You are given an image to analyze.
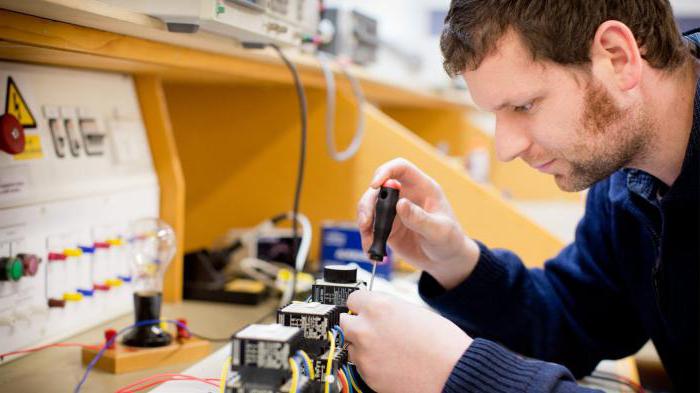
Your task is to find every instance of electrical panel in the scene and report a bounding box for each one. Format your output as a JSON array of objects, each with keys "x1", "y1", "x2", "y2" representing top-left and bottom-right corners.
[
  {"x1": 103, "y1": 0, "x2": 320, "y2": 47},
  {"x1": 0, "y1": 61, "x2": 158, "y2": 357}
]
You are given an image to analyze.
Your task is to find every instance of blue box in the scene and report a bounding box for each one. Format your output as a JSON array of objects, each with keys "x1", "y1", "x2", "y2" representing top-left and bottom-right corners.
[{"x1": 320, "y1": 222, "x2": 392, "y2": 280}]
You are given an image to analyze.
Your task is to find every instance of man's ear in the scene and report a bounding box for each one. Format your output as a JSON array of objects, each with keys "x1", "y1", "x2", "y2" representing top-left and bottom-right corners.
[{"x1": 589, "y1": 20, "x2": 643, "y2": 91}]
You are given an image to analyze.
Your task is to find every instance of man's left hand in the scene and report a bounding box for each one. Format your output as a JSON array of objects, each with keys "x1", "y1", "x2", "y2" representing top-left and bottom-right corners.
[{"x1": 339, "y1": 290, "x2": 472, "y2": 393}]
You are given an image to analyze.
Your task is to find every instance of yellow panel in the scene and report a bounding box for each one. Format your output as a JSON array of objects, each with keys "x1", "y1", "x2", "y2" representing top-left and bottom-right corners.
[{"x1": 165, "y1": 83, "x2": 562, "y2": 267}]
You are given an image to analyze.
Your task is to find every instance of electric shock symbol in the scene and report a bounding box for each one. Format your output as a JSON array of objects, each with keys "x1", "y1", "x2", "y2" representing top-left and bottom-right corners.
[{"x1": 4, "y1": 77, "x2": 36, "y2": 129}]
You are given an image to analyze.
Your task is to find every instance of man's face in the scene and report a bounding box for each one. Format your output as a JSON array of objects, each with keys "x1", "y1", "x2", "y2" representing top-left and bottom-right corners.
[{"x1": 463, "y1": 31, "x2": 650, "y2": 192}]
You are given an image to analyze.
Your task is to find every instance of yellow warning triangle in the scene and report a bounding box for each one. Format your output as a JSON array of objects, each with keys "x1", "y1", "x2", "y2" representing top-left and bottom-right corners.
[{"x1": 5, "y1": 77, "x2": 36, "y2": 128}]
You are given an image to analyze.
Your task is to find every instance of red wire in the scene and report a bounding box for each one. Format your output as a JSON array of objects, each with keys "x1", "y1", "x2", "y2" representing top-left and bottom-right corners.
[
  {"x1": 115, "y1": 373, "x2": 219, "y2": 393},
  {"x1": 337, "y1": 369, "x2": 349, "y2": 393},
  {"x1": 0, "y1": 342, "x2": 96, "y2": 360},
  {"x1": 119, "y1": 377, "x2": 218, "y2": 393}
]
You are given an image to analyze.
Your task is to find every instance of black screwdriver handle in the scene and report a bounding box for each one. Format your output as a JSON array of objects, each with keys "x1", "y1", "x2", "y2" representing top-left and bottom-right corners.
[{"x1": 368, "y1": 184, "x2": 400, "y2": 261}]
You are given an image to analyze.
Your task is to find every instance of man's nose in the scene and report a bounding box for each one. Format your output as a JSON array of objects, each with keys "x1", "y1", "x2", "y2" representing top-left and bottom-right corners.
[{"x1": 494, "y1": 117, "x2": 531, "y2": 162}]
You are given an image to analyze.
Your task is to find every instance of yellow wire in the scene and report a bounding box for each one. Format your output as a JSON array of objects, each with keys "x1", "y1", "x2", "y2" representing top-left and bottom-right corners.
[
  {"x1": 346, "y1": 365, "x2": 364, "y2": 393},
  {"x1": 324, "y1": 331, "x2": 335, "y2": 393},
  {"x1": 298, "y1": 350, "x2": 315, "y2": 380},
  {"x1": 219, "y1": 356, "x2": 232, "y2": 393},
  {"x1": 289, "y1": 357, "x2": 300, "y2": 393}
]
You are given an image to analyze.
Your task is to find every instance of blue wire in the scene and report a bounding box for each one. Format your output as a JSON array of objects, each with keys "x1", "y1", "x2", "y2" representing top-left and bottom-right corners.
[
  {"x1": 74, "y1": 319, "x2": 190, "y2": 393},
  {"x1": 333, "y1": 325, "x2": 344, "y2": 346},
  {"x1": 293, "y1": 352, "x2": 308, "y2": 377},
  {"x1": 343, "y1": 365, "x2": 354, "y2": 393}
]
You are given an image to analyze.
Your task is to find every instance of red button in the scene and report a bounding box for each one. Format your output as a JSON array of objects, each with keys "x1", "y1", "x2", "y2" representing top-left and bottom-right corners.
[
  {"x1": 93, "y1": 283, "x2": 110, "y2": 291},
  {"x1": 93, "y1": 242, "x2": 110, "y2": 249},
  {"x1": 0, "y1": 113, "x2": 25, "y2": 155},
  {"x1": 17, "y1": 254, "x2": 40, "y2": 276}
]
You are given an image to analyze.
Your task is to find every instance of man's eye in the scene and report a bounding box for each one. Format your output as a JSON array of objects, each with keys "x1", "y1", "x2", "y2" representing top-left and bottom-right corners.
[{"x1": 513, "y1": 102, "x2": 534, "y2": 113}]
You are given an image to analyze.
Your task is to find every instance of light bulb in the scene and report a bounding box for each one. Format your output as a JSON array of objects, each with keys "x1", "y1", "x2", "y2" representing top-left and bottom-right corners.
[
  {"x1": 122, "y1": 218, "x2": 176, "y2": 348},
  {"x1": 129, "y1": 218, "x2": 176, "y2": 294}
]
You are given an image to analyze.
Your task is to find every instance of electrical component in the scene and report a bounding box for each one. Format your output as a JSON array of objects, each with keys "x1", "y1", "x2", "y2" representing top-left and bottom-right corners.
[
  {"x1": 229, "y1": 324, "x2": 310, "y2": 392},
  {"x1": 104, "y1": 0, "x2": 320, "y2": 48},
  {"x1": 277, "y1": 303, "x2": 341, "y2": 356},
  {"x1": 312, "y1": 265, "x2": 365, "y2": 311},
  {"x1": 320, "y1": 8, "x2": 378, "y2": 65}
]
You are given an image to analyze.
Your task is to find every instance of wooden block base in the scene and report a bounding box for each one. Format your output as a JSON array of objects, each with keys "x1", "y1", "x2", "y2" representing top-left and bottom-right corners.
[{"x1": 81, "y1": 337, "x2": 211, "y2": 374}]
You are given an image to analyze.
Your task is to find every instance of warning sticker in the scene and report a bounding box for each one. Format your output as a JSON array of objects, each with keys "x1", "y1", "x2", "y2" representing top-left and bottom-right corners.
[
  {"x1": 5, "y1": 77, "x2": 36, "y2": 129},
  {"x1": 13, "y1": 134, "x2": 43, "y2": 160}
]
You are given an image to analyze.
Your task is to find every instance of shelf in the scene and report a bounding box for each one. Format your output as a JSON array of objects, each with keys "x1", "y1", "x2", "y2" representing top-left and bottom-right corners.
[{"x1": 0, "y1": 5, "x2": 471, "y2": 110}]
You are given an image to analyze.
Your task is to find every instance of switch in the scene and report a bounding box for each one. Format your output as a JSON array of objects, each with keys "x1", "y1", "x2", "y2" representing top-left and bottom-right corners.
[
  {"x1": 93, "y1": 242, "x2": 110, "y2": 249},
  {"x1": 106, "y1": 238, "x2": 124, "y2": 247},
  {"x1": 0, "y1": 257, "x2": 23, "y2": 281},
  {"x1": 61, "y1": 106, "x2": 80, "y2": 157},
  {"x1": 47, "y1": 252, "x2": 67, "y2": 262},
  {"x1": 62, "y1": 292, "x2": 83, "y2": 302},
  {"x1": 63, "y1": 248, "x2": 83, "y2": 257},
  {"x1": 78, "y1": 246, "x2": 95, "y2": 254},
  {"x1": 16, "y1": 253, "x2": 41, "y2": 277},
  {"x1": 0, "y1": 113, "x2": 25, "y2": 155},
  {"x1": 48, "y1": 118, "x2": 67, "y2": 158},
  {"x1": 48, "y1": 298, "x2": 66, "y2": 308},
  {"x1": 105, "y1": 278, "x2": 123, "y2": 287},
  {"x1": 77, "y1": 289, "x2": 94, "y2": 297}
]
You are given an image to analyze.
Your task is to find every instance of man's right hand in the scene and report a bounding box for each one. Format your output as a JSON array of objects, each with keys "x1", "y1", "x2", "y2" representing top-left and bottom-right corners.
[{"x1": 358, "y1": 158, "x2": 481, "y2": 290}]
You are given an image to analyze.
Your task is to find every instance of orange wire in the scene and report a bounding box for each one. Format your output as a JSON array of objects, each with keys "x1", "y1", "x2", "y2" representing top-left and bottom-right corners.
[{"x1": 337, "y1": 369, "x2": 349, "y2": 393}]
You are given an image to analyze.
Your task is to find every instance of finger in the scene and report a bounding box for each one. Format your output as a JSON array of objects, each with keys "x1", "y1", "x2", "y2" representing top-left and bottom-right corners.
[
  {"x1": 370, "y1": 158, "x2": 416, "y2": 188},
  {"x1": 339, "y1": 313, "x2": 359, "y2": 343},
  {"x1": 357, "y1": 187, "x2": 378, "y2": 234},
  {"x1": 346, "y1": 289, "x2": 372, "y2": 315},
  {"x1": 396, "y1": 198, "x2": 444, "y2": 239}
]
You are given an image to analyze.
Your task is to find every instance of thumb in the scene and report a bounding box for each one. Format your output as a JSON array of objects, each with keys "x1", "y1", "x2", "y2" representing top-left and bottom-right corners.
[{"x1": 396, "y1": 198, "x2": 443, "y2": 239}]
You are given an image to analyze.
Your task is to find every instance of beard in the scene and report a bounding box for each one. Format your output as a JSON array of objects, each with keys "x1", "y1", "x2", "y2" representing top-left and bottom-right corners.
[{"x1": 554, "y1": 81, "x2": 652, "y2": 192}]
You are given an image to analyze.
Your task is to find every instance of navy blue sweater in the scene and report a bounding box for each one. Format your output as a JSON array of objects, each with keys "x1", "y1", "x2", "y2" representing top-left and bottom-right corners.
[{"x1": 420, "y1": 35, "x2": 700, "y2": 392}]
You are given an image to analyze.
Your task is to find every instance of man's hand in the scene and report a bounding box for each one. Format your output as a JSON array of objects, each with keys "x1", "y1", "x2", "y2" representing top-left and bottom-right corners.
[
  {"x1": 358, "y1": 158, "x2": 480, "y2": 289},
  {"x1": 340, "y1": 290, "x2": 472, "y2": 393}
]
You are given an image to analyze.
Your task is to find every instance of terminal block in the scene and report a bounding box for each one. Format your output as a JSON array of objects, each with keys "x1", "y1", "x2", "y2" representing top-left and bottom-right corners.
[{"x1": 313, "y1": 344, "x2": 348, "y2": 385}]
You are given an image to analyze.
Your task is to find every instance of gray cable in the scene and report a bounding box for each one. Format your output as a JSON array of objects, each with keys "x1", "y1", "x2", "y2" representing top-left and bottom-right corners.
[{"x1": 318, "y1": 53, "x2": 366, "y2": 162}]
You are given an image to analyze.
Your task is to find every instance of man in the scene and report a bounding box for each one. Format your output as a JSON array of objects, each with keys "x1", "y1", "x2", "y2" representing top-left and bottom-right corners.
[{"x1": 339, "y1": 1, "x2": 699, "y2": 392}]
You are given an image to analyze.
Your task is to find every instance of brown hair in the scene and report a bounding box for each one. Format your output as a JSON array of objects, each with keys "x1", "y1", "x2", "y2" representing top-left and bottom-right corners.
[{"x1": 441, "y1": 0, "x2": 689, "y2": 77}]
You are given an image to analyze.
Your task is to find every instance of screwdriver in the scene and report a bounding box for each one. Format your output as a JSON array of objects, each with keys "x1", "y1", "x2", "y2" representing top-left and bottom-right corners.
[{"x1": 367, "y1": 179, "x2": 401, "y2": 290}]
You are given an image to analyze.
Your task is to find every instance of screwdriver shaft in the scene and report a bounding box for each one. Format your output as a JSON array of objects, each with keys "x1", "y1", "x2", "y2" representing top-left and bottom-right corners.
[{"x1": 369, "y1": 261, "x2": 377, "y2": 291}]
